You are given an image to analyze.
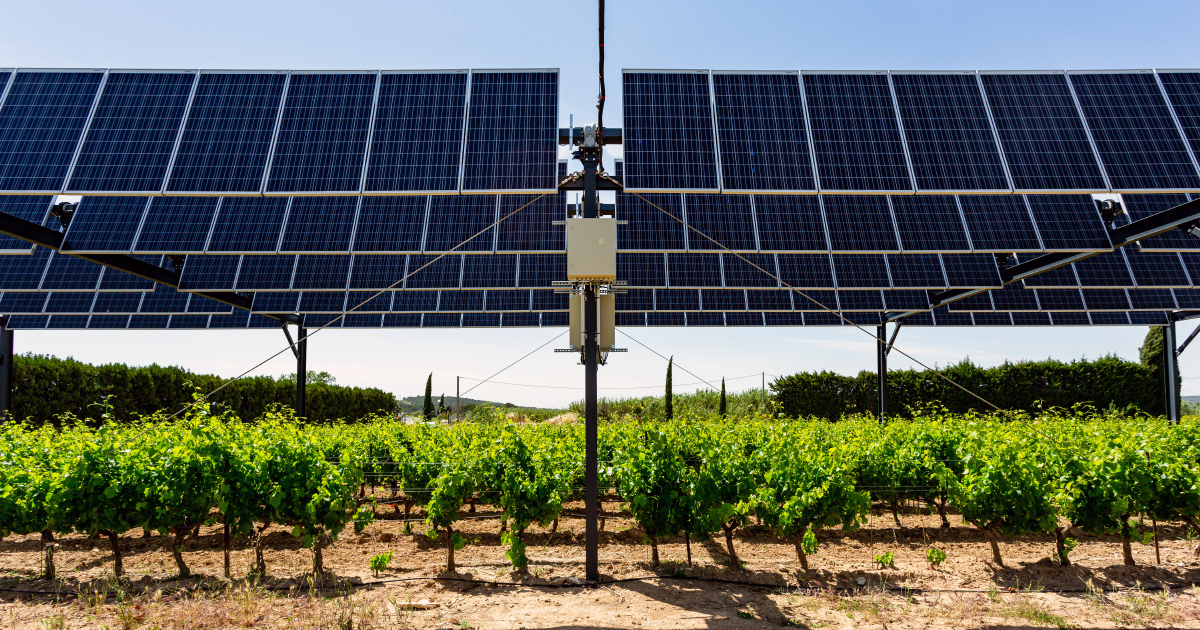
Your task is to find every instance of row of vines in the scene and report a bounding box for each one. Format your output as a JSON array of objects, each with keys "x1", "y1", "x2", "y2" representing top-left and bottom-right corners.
[{"x1": 2, "y1": 401, "x2": 1200, "y2": 581}]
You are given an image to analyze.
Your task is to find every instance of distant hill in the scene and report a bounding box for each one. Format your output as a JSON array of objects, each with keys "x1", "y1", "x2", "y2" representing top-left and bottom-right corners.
[
  {"x1": 1184, "y1": 395, "x2": 1200, "y2": 403},
  {"x1": 396, "y1": 394, "x2": 523, "y2": 413}
]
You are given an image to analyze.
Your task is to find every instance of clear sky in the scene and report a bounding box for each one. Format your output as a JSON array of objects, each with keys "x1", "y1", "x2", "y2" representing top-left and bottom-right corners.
[{"x1": 4, "y1": 1, "x2": 1200, "y2": 407}]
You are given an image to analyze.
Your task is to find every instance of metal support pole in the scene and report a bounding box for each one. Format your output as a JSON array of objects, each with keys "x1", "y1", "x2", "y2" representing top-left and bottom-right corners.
[
  {"x1": 877, "y1": 324, "x2": 887, "y2": 419},
  {"x1": 584, "y1": 285, "x2": 599, "y2": 581},
  {"x1": 1164, "y1": 322, "x2": 1180, "y2": 424},
  {"x1": 456, "y1": 376, "x2": 460, "y2": 423},
  {"x1": 761, "y1": 372, "x2": 766, "y2": 410},
  {"x1": 296, "y1": 323, "x2": 307, "y2": 419},
  {"x1": 0, "y1": 317, "x2": 12, "y2": 420}
]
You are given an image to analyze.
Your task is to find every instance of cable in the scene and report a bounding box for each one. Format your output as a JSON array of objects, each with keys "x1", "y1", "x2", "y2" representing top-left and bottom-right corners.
[
  {"x1": 457, "y1": 373, "x2": 763, "y2": 391},
  {"x1": 596, "y1": 0, "x2": 606, "y2": 132},
  {"x1": 459, "y1": 331, "x2": 566, "y2": 397},
  {"x1": 618, "y1": 329, "x2": 716, "y2": 391}
]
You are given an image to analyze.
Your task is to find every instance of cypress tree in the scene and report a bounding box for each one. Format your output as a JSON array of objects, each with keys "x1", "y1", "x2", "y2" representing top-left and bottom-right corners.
[
  {"x1": 665, "y1": 356, "x2": 674, "y2": 420},
  {"x1": 1140, "y1": 326, "x2": 1180, "y2": 415},
  {"x1": 423, "y1": 374, "x2": 434, "y2": 420},
  {"x1": 438, "y1": 394, "x2": 446, "y2": 417},
  {"x1": 719, "y1": 377, "x2": 727, "y2": 418}
]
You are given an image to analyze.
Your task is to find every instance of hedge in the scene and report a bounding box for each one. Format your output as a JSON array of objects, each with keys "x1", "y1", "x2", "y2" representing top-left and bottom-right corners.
[
  {"x1": 771, "y1": 356, "x2": 1160, "y2": 419},
  {"x1": 9, "y1": 353, "x2": 398, "y2": 425}
]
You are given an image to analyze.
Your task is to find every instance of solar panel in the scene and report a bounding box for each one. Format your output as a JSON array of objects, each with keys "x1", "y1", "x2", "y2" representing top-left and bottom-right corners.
[
  {"x1": 297, "y1": 291, "x2": 346, "y2": 313},
  {"x1": 776, "y1": 254, "x2": 835, "y2": 288},
  {"x1": 956, "y1": 194, "x2": 1043, "y2": 252},
  {"x1": 0, "y1": 196, "x2": 50, "y2": 252},
  {"x1": 406, "y1": 254, "x2": 462, "y2": 289},
  {"x1": 1121, "y1": 193, "x2": 1195, "y2": 251},
  {"x1": 667, "y1": 253, "x2": 722, "y2": 287},
  {"x1": 97, "y1": 255, "x2": 158, "y2": 291},
  {"x1": 710, "y1": 72, "x2": 815, "y2": 192},
  {"x1": 621, "y1": 71, "x2": 719, "y2": 192},
  {"x1": 888, "y1": 195, "x2": 971, "y2": 252},
  {"x1": 140, "y1": 286, "x2": 191, "y2": 313},
  {"x1": 132, "y1": 196, "x2": 219, "y2": 253},
  {"x1": 746, "y1": 290, "x2": 792, "y2": 311},
  {"x1": 940, "y1": 253, "x2": 1003, "y2": 287},
  {"x1": 831, "y1": 253, "x2": 891, "y2": 289},
  {"x1": 235, "y1": 254, "x2": 296, "y2": 291},
  {"x1": 1174, "y1": 288, "x2": 1200, "y2": 309},
  {"x1": 886, "y1": 254, "x2": 947, "y2": 288},
  {"x1": 683, "y1": 194, "x2": 756, "y2": 250},
  {"x1": 347, "y1": 254, "x2": 407, "y2": 290},
  {"x1": 60, "y1": 197, "x2": 149, "y2": 253},
  {"x1": 39, "y1": 251, "x2": 100, "y2": 291},
  {"x1": 206, "y1": 196, "x2": 289, "y2": 253},
  {"x1": 518, "y1": 254, "x2": 564, "y2": 288},
  {"x1": 65, "y1": 71, "x2": 197, "y2": 193},
  {"x1": 721, "y1": 253, "x2": 778, "y2": 287},
  {"x1": 531, "y1": 290, "x2": 567, "y2": 311},
  {"x1": 485, "y1": 289, "x2": 532, "y2": 312},
  {"x1": 890, "y1": 73, "x2": 1009, "y2": 192},
  {"x1": 1090, "y1": 312, "x2": 1131, "y2": 325},
  {"x1": 364, "y1": 71, "x2": 467, "y2": 194},
  {"x1": 1158, "y1": 72, "x2": 1200, "y2": 169},
  {"x1": 788, "y1": 289, "x2": 838, "y2": 311},
  {"x1": 1129, "y1": 311, "x2": 1171, "y2": 325},
  {"x1": 92, "y1": 292, "x2": 144, "y2": 314},
  {"x1": 463, "y1": 313, "x2": 501, "y2": 327},
  {"x1": 1019, "y1": 252, "x2": 1079, "y2": 287},
  {"x1": 0, "y1": 70, "x2": 104, "y2": 193},
  {"x1": 801, "y1": 72, "x2": 913, "y2": 192},
  {"x1": 947, "y1": 291, "x2": 995, "y2": 312},
  {"x1": 617, "y1": 252, "x2": 666, "y2": 287},
  {"x1": 496, "y1": 193, "x2": 566, "y2": 252},
  {"x1": 89, "y1": 314, "x2": 130, "y2": 328},
  {"x1": 343, "y1": 313, "x2": 382, "y2": 327},
  {"x1": 1068, "y1": 72, "x2": 1200, "y2": 191},
  {"x1": 250, "y1": 292, "x2": 299, "y2": 312},
  {"x1": 837, "y1": 290, "x2": 884, "y2": 311},
  {"x1": 1023, "y1": 195, "x2": 1111, "y2": 251},
  {"x1": 344, "y1": 291, "x2": 390, "y2": 313},
  {"x1": 350, "y1": 196, "x2": 426, "y2": 253},
  {"x1": 168, "y1": 314, "x2": 211, "y2": 329},
  {"x1": 1122, "y1": 247, "x2": 1191, "y2": 287},
  {"x1": 391, "y1": 291, "x2": 437, "y2": 312},
  {"x1": 188, "y1": 293, "x2": 232, "y2": 314},
  {"x1": 752, "y1": 195, "x2": 828, "y2": 252},
  {"x1": 701, "y1": 289, "x2": 746, "y2": 311},
  {"x1": 655, "y1": 289, "x2": 699, "y2": 311},
  {"x1": 614, "y1": 190, "x2": 686, "y2": 251},
  {"x1": 1035, "y1": 288, "x2": 1085, "y2": 311},
  {"x1": 881, "y1": 289, "x2": 930, "y2": 311},
  {"x1": 264, "y1": 71, "x2": 377, "y2": 194},
  {"x1": 764, "y1": 312, "x2": 805, "y2": 326},
  {"x1": 164, "y1": 71, "x2": 288, "y2": 194},
  {"x1": 292, "y1": 255, "x2": 351, "y2": 290},
  {"x1": 278, "y1": 196, "x2": 359, "y2": 253},
  {"x1": 178, "y1": 255, "x2": 240, "y2": 291},
  {"x1": 1072, "y1": 250, "x2": 1135, "y2": 287},
  {"x1": 688, "y1": 312, "x2": 726, "y2": 326},
  {"x1": 1127, "y1": 288, "x2": 1178, "y2": 310},
  {"x1": 440, "y1": 291, "x2": 483, "y2": 312},
  {"x1": 461, "y1": 70, "x2": 558, "y2": 193},
  {"x1": 0, "y1": 292, "x2": 47, "y2": 313},
  {"x1": 977, "y1": 72, "x2": 1108, "y2": 191},
  {"x1": 821, "y1": 196, "x2": 900, "y2": 252},
  {"x1": 208, "y1": 311, "x2": 250, "y2": 328},
  {"x1": 423, "y1": 195, "x2": 496, "y2": 252},
  {"x1": 1081, "y1": 289, "x2": 1132, "y2": 310},
  {"x1": 975, "y1": 312, "x2": 1014, "y2": 325},
  {"x1": 44, "y1": 292, "x2": 96, "y2": 314},
  {"x1": 462, "y1": 254, "x2": 517, "y2": 288}
]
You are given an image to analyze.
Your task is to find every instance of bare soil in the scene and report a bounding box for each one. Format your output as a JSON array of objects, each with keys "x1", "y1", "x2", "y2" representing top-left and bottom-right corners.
[{"x1": 3, "y1": 501, "x2": 1200, "y2": 629}]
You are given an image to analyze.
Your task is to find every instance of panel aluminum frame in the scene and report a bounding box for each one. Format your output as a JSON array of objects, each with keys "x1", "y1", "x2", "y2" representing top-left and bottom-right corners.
[{"x1": 459, "y1": 68, "x2": 559, "y2": 194}]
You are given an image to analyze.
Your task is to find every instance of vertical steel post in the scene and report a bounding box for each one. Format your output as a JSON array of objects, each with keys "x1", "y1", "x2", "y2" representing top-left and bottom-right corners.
[
  {"x1": 0, "y1": 317, "x2": 12, "y2": 419},
  {"x1": 1164, "y1": 321, "x2": 1180, "y2": 424},
  {"x1": 761, "y1": 372, "x2": 766, "y2": 411},
  {"x1": 584, "y1": 285, "x2": 599, "y2": 581},
  {"x1": 456, "y1": 376, "x2": 460, "y2": 423},
  {"x1": 877, "y1": 324, "x2": 887, "y2": 419},
  {"x1": 296, "y1": 323, "x2": 307, "y2": 419}
]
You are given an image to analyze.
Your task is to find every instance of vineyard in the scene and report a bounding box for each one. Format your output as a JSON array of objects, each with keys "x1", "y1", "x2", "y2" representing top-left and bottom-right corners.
[{"x1": 3, "y1": 399, "x2": 1199, "y2": 587}]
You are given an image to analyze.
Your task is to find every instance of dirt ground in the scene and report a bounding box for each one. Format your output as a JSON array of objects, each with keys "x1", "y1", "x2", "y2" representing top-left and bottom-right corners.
[{"x1": 3, "y1": 501, "x2": 1200, "y2": 629}]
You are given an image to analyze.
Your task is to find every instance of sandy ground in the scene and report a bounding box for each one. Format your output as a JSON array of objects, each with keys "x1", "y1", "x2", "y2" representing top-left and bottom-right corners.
[{"x1": 3, "y1": 501, "x2": 1200, "y2": 629}]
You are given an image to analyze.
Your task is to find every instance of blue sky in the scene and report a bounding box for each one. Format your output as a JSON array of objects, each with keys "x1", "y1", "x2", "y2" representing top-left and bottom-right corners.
[{"x1": 4, "y1": 1, "x2": 1200, "y2": 407}]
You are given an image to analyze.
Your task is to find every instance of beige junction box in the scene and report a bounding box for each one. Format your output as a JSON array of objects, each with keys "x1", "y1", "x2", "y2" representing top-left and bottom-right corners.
[
  {"x1": 566, "y1": 218, "x2": 616, "y2": 282},
  {"x1": 568, "y1": 293, "x2": 616, "y2": 351}
]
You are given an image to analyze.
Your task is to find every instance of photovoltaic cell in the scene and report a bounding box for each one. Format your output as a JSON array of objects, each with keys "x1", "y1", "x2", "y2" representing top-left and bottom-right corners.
[
  {"x1": 66, "y1": 71, "x2": 196, "y2": 193},
  {"x1": 208, "y1": 312, "x2": 249, "y2": 328},
  {"x1": 711, "y1": 72, "x2": 815, "y2": 191},
  {"x1": 746, "y1": 290, "x2": 792, "y2": 311},
  {"x1": 517, "y1": 254, "x2": 565, "y2": 288},
  {"x1": 792, "y1": 290, "x2": 838, "y2": 311},
  {"x1": 667, "y1": 253, "x2": 722, "y2": 287},
  {"x1": 348, "y1": 255, "x2": 407, "y2": 290},
  {"x1": 278, "y1": 196, "x2": 358, "y2": 253},
  {"x1": 1090, "y1": 312, "x2": 1130, "y2": 325},
  {"x1": 940, "y1": 253, "x2": 1003, "y2": 287},
  {"x1": 178, "y1": 255, "x2": 240, "y2": 291},
  {"x1": 1129, "y1": 311, "x2": 1170, "y2": 324},
  {"x1": 93, "y1": 292, "x2": 144, "y2": 314},
  {"x1": 683, "y1": 194, "x2": 756, "y2": 250},
  {"x1": 440, "y1": 291, "x2": 483, "y2": 312},
  {"x1": 1019, "y1": 252, "x2": 1079, "y2": 287},
  {"x1": 618, "y1": 252, "x2": 666, "y2": 287},
  {"x1": 132, "y1": 196, "x2": 219, "y2": 253},
  {"x1": 1068, "y1": 72, "x2": 1200, "y2": 190},
  {"x1": 43, "y1": 292, "x2": 95, "y2": 313},
  {"x1": 0, "y1": 247, "x2": 51, "y2": 290},
  {"x1": 889, "y1": 195, "x2": 971, "y2": 252},
  {"x1": 1072, "y1": 250, "x2": 1135, "y2": 287},
  {"x1": 881, "y1": 289, "x2": 930, "y2": 311},
  {"x1": 47, "y1": 314, "x2": 89, "y2": 329},
  {"x1": 886, "y1": 254, "x2": 947, "y2": 288},
  {"x1": 0, "y1": 70, "x2": 103, "y2": 192},
  {"x1": 838, "y1": 290, "x2": 884, "y2": 311},
  {"x1": 1035, "y1": 289, "x2": 1085, "y2": 310},
  {"x1": 351, "y1": 196, "x2": 426, "y2": 253},
  {"x1": 1024, "y1": 195, "x2": 1111, "y2": 251},
  {"x1": 1122, "y1": 193, "x2": 1195, "y2": 251},
  {"x1": 752, "y1": 195, "x2": 828, "y2": 251},
  {"x1": 765, "y1": 312, "x2": 805, "y2": 326},
  {"x1": 463, "y1": 313, "x2": 500, "y2": 327},
  {"x1": 235, "y1": 255, "x2": 296, "y2": 291},
  {"x1": 504, "y1": 312, "x2": 541, "y2": 326},
  {"x1": 776, "y1": 254, "x2": 835, "y2": 288},
  {"x1": 250, "y1": 292, "x2": 299, "y2": 312},
  {"x1": 0, "y1": 293, "x2": 47, "y2": 312},
  {"x1": 531, "y1": 290, "x2": 567, "y2": 311},
  {"x1": 1127, "y1": 288, "x2": 1177, "y2": 309},
  {"x1": 461, "y1": 70, "x2": 558, "y2": 192},
  {"x1": 139, "y1": 286, "x2": 191, "y2": 313},
  {"x1": 979, "y1": 73, "x2": 1107, "y2": 191},
  {"x1": 344, "y1": 291, "x2": 391, "y2": 313},
  {"x1": 689, "y1": 312, "x2": 726, "y2": 325},
  {"x1": 40, "y1": 252, "x2": 100, "y2": 291},
  {"x1": 822, "y1": 196, "x2": 900, "y2": 252},
  {"x1": 621, "y1": 71, "x2": 719, "y2": 191},
  {"x1": 727, "y1": 312, "x2": 764, "y2": 326},
  {"x1": 486, "y1": 289, "x2": 532, "y2": 311},
  {"x1": 206, "y1": 196, "x2": 289, "y2": 253},
  {"x1": 365, "y1": 72, "x2": 467, "y2": 193},
  {"x1": 60, "y1": 197, "x2": 148, "y2": 252},
  {"x1": 462, "y1": 254, "x2": 517, "y2": 288},
  {"x1": 96, "y1": 255, "x2": 158, "y2": 291},
  {"x1": 496, "y1": 192, "x2": 566, "y2": 252},
  {"x1": 392, "y1": 291, "x2": 438, "y2": 312},
  {"x1": 1159, "y1": 72, "x2": 1200, "y2": 166},
  {"x1": 1174, "y1": 288, "x2": 1200, "y2": 309},
  {"x1": 975, "y1": 312, "x2": 1014, "y2": 325},
  {"x1": 185, "y1": 294, "x2": 232, "y2": 314},
  {"x1": 90, "y1": 314, "x2": 130, "y2": 328},
  {"x1": 1123, "y1": 247, "x2": 1191, "y2": 287},
  {"x1": 291, "y1": 255, "x2": 351, "y2": 290},
  {"x1": 165, "y1": 72, "x2": 287, "y2": 193},
  {"x1": 722, "y1": 253, "x2": 777, "y2": 288},
  {"x1": 890, "y1": 73, "x2": 1009, "y2": 191},
  {"x1": 0, "y1": 196, "x2": 50, "y2": 252},
  {"x1": 957, "y1": 195, "x2": 1043, "y2": 251},
  {"x1": 801, "y1": 73, "x2": 912, "y2": 192},
  {"x1": 423, "y1": 195, "x2": 495, "y2": 252},
  {"x1": 169, "y1": 315, "x2": 211, "y2": 329},
  {"x1": 405, "y1": 254, "x2": 461, "y2": 289},
  {"x1": 948, "y1": 292, "x2": 995, "y2": 312},
  {"x1": 1081, "y1": 289, "x2": 1131, "y2": 310},
  {"x1": 831, "y1": 254, "x2": 891, "y2": 288},
  {"x1": 265, "y1": 72, "x2": 376, "y2": 194},
  {"x1": 615, "y1": 191, "x2": 685, "y2": 251},
  {"x1": 297, "y1": 292, "x2": 346, "y2": 312},
  {"x1": 656, "y1": 289, "x2": 699, "y2": 311}
]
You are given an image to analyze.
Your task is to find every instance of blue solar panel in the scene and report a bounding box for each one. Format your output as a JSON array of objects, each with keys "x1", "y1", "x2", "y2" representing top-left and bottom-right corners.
[
  {"x1": 1072, "y1": 250, "x2": 1135, "y2": 287},
  {"x1": 790, "y1": 290, "x2": 838, "y2": 311},
  {"x1": 344, "y1": 291, "x2": 391, "y2": 313},
  {"x1": 96, "y1": 254, "x2": 158, "y2": 291},
  {"x1": 206, "y1": 196, "x2": 288, "y2": 253},
  {"x1": 165, "y1": 72, "x2": 287, "y2": 193},
  {"x1": 752, "y1": 195, "x2": 828, "y2": 252},
  {"x1": 406, "y1": 254, "x2": 462, "y2": 289},
  {"x1": 0, "y1": 196, "x2": 50, "y2": 252},
  {"x1": 343, "y1": 313, "x2": 383, "y2": 327},
  {"x1": 461, "y1": 70, "x2": 558, "y2": 193},
  {"x1": 1050, "y1": 312, "x2": 1090, "y2": 325},
  {"x1": 727, "y1": 312, "x2": 765, "y2": 326},
  {"x1": 1019, "y1": 252, "x2": 1079, "y2": 287},
  {"x1": 841, "y1": 312, "x2": 881, "y2": 325},
  {"x1": 185, "y1": 293, "x2": 232, "y2": 314},
  {"x1": 746, "y1": 290, "x2": 792, "y2": 311},
  {"x1": 722, "y1": 253, "x2": 778, "y2": 288},
  {"x1": 497, "y1": 193, "x2": 566, "y2": 252},
  {"x1": 297, "y1": 291, "x2": 346, "y2": 313},
  {"x1": 711, "y1": 72, "x2": 815, "y2": 192},
  {"x1": 1036, "y1": 289, "x2": 1085, "y2": 311},
  {"x1": 132, "y1": 196, "x2": 219, "y2": 253},
  {"x1": 615, "y1": 289, "x2": 653, "y2": 311},
  {"x1": 688, "y1": 312, "x2": 726, "y2": 325},
  {"x1": 169, "y1": 314, "x2": 211, "y2": 329},
  {"x1": 1159, "y1": 72, "x2": 1200, "y2": 167},
  {"x1": 278, "y1": 196, "x2": 359, "y2": 253},
  {"x1": 440, "y1": 291, "x2": 483, "y2": 312},
  {"x1": 940, "y1": 253, "x2": 1003, "y2": 287},
  {"x1": 886, "y1": 254, "x2": 947, "y2": 288},
  {"x1": 517, "y1": 254, "x2": 564, "y2": 288},
  {"x1": 462, "y1": 254, "x2": 517, "y2": 288},
  {"x1": 890, "y1": 73, "x2": 1009, "y2": 191},
  {"x1": 932, "y1": 306, "x2": 974, "y2": 325},
  {"x1": 764, "y1": 312, "x2": 805, "y2": 326},
  {"x1": 250, "y1": 292, "x2": 299, "y2": 313},
  {"x1": 1174, "y1": 288, "x2": 1200, "y2": 309},
  {"x1": 615, "y1": 190, "x2": 685, "y2": 251},
  {"x1": 66, "y1": 71, "x2": 196, "y2": 193},
  {"x1": 235, "y1": 255, "x2": 296, "y2": 291},
  {"x1": 45, "y1": 292, "x2": 97, "y2": 313},
  {"x1": 0, "y1": 246, "x2": 51, "y2": 290},
  {"x1": 265, "y1": 72, "x2": 376, "y2": 194},
  {"x1": 956, "y1": 194, "x2": 1043, "y2": 251},
  {"x1": 1127, "y1": 288, "x2": 1177, "y2": 310},
  {"x1": 502, "y1": 312, "x2": 541, "y2": 327},
  {"x1": 948, "y1": 292, "x2": 995, "y2": 312},
  {"x1": 531, "y1": 290, "x2": 567, "y2": 311},
  {"x1": 1129, "y1": 311, "x2": 1170, "y2": 324},
  {"x1": 463, "y1": 313, "x2": 500, "y2": 327},
  {"x1": 889, "y1": 195, "x2": 971, "y2": 252},
  {"x1": 978, "y1": 72, "x2": 1108, "y2": 191},
  {"x1": 292, "y1": 255, "x2": 350, "y2": 290},
  {"x1": 40, "y1": 251, "x2": 100, "y2": 291},
  {"x1": 1024, "y1": 195, "x2": 1111, "y2": 251},
  {"x1": 45, "y1": 314, "x2": 89, "y2": 329},
  {"x1": 392, "y1": 291, "x2": 438, "y2": 312},
  {"x1": 60, "y1": 197, "x2": 149, "y2": 253},
  {"x1": 1089, "y1": 312, "x2": 1130, "y2": 325},
  {"x1": 89, "y1": 314, "x2": 130, "y2": 328},
  {"x1": 140, "y1": 286, "x2": 191, "y2": 313},
  {"x1": 485, "y1": 289, "x2": 531, "y2": 311},
  {"x1": 92, "y1": 292, "x2": 144, "y2": 314},
  {"x1": 365, "y1": 71, "x2": 467, "y2": 193},
  {"x1": 667, "y1": 253, "x2": 722, "y2": 287},
  {"x1": 1122, "y1": 247, "x2": 1191, "y2": 287},
  {"x1": 208, "y1": 311, "x2": 250, "y2": 328},
  {"x1": 656, "y1": 289, "x2": 699, "y2": 311},
  {"x1": 776, "y1": 254, "x2": 835, "y2": 288},
  {"x1": 617, "y1": 252, "x2": 666, "y2": 287},
  {"x1": 423, "y1": 195, "x2": 496, "y2": 252},
  {"x1": 1068, "y1": 72, "x2": 1200, "y2": 191},
  {"x1": 881, "y1": 289, "x2": 930, "y2": 311},
  {"x1": 831, "y1": 253, "x2": 891, "y2": 288},
  {"x1": 351, "y1": 196, "x2": 426, "y2": 253},
  {"x1": 423, "y1": 313, "x2": 461, "y2": 327},
  {"x1": 347, "y1": 254, "x2": 407, "y2": 290},
  {"x1": 0, "y1": 292, "x2": 47, "y2": 313},
  {"x1": 1121, "y1": 193, "x2": 1195, "y2": 251},
  {"x1": 178, "y1": 255, "x2": 240, "y2": 291},
  {"x1": 802, "y1": 311, "x2": 844, "y2": 325},
  {"x1": 683, "y1": 194, "x2": 756, "y2": 250},
  {"x1": 801, "y1": 73, "x2": 912, "y2": 192},
  {"x1": 621, "y1": 71, "x2": 719, "y2": 192},
  {"x1": 838, "y1": 290, "x2": 884, "y2": 311},
  {"x1": 975, "y1": 312, "x2": 1014, "y2": 325},
  {"x1": 0, "y1": 70, "x2": 104, "y2": 192},
  {"x1": 822, "y1": 196, "x2": 900, "y2": 252},
  {"x1": 1081, "y1": 289, "x2": 1131, "y2": 310}
]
